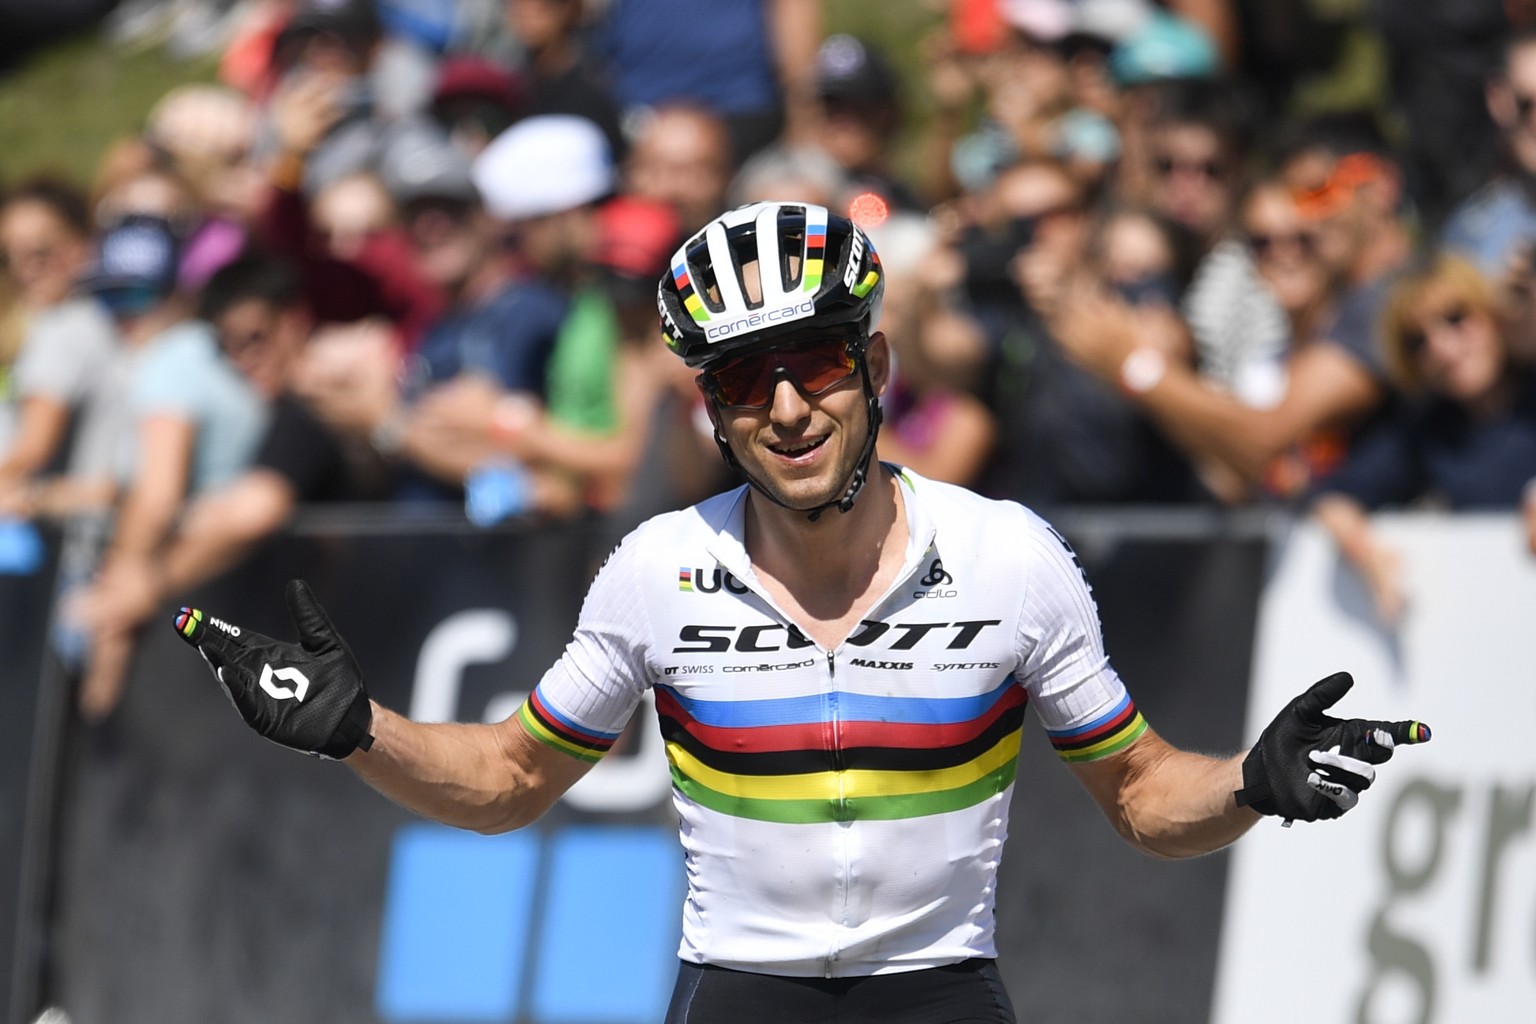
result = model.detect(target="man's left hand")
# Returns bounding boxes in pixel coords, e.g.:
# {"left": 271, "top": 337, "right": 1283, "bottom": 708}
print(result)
{"left": 1236, "top": 672, "right": 1431, "bottom": 823}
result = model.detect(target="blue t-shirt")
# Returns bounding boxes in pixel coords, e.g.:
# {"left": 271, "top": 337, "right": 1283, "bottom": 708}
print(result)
{"left": 1317, "top": 369, "right": 1536, "bottom": 510}
{"left": 596, "top": 0, "right": 778, "bottom": 115}
{"left": 1441, "top": 177, "right": 1536, "bottom": 278}
{"left": 395, "top": 278, "right": 568, "bottom": 504}
{"left": 123, "top": 320, "right": 267, "bottom": 493}
{"left": 411, "top": 279, "right": 568, "bottom": 396}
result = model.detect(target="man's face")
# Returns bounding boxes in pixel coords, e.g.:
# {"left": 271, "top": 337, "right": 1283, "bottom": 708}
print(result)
{"left": 215, "top": 297, "right": 310, "bottom": 399}
{"left": 0, "top": 200, "right": 88, "bottom": 309}
{"left": 1241, "top": 184, "right": 1327, "bottom": 318}
{"left": 1492, "top": 42, "right": 1536, "bottom": 175}
{"left": 706, "top": 330, "right": 888, "bottom": 513}
{"left": 405, "top": 199, "right": 485, "bottom": 290}
{"left": 505, "top": 0, "right": 579, "bottom": 51}
{"left": 1148, "top": 123, "right": 1232, "bottom": 239}
{"left": 818, "top": 99, "right": 888, "bottom": 174}
{"left": 626, "top": 111, "right": 731, "bottom": 234}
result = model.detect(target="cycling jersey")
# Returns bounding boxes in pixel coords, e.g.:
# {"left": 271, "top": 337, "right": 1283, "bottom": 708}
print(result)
{"left": 520, "top": 466, "right": 1148, "bottom": 978}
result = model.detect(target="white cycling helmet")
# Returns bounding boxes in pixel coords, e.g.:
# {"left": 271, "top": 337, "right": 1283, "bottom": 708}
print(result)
{"left": 658, "top": 201, "right": 884, "bottom": 369}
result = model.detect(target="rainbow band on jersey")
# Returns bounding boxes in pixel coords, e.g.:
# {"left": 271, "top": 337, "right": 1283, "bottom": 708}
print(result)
{"left": 517, "top": 688, "right": 619, "bottom": 763}
{"left": 1046, "top": 692, "right": 1148, "bottom": 763}
{"left": 653, "top": 676, "right": 1029, "bottom": 824}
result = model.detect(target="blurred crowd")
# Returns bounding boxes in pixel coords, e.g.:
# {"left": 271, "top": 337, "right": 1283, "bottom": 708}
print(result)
{"left": 3, "top": 0, "right": 1536, "bottom": 716}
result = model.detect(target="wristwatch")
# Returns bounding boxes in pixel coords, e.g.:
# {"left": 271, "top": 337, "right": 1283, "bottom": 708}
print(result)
{"left": 1119, "top": 347, "right": 1168, "bottom": 396}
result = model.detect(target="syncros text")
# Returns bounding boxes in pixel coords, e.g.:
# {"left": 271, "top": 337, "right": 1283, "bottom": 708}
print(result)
{"left": 673, "top": 619, "right": 1003, "bottom": 653}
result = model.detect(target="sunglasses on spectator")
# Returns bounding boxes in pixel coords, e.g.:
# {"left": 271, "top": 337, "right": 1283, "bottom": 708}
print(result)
{"left": 1291, "top": 153, "right": 1388, "bottom": 219}
{"left": 1514, "top": 92, "right": 1536, "bottom": 121}
{"left": 1400, "top": 304, "right": 1471, "bottom": 357}
{"left": 1246, "top": 230, "right": 1318, "bottom": 259}
{"left": 1153, "top": 155, "right": 1224, "bottom": 181}
{"left": 701, "top": 336, "right": 861, "bottom": 410}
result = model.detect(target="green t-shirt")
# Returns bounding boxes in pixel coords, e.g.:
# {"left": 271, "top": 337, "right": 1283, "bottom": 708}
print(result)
{"left": 546, "top": 287, "right": 619, "bottom": 433}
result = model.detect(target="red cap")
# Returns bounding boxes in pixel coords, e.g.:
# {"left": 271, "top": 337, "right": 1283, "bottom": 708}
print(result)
{"left": 432, "top": 57, "right": 525, "bottom": 116}
{"left": 596, "top": 196, "right": 682, "bottom": 280}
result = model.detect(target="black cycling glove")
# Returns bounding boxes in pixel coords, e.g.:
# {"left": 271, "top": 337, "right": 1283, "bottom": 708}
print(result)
{"left": 1236, "top": 671, "right": 1430, "bottom": 823}
{"left": 172, "top": 579, "right": 374, "bottom": 760}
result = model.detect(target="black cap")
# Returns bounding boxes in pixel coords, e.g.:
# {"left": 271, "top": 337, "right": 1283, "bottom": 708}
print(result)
{"left": 377, "top": 121, "right": 479, "bottom": 206}
{"left": 80, "top": 214, "right": 181, "bottom": 318}
{"left": 278, "top": 0, "right": 382, "bottom": 51}
{"left": 815, "top": 34, "right": 898, "bottom": 109}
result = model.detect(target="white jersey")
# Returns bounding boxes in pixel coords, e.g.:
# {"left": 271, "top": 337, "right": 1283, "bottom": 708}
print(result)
{"left": 518, "top": 467, "right": 1147, "bottom": 978}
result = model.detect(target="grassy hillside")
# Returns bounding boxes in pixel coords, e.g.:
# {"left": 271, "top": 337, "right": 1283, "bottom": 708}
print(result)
{"left": 0, "top": 1, "right": 938, "bottom": 186}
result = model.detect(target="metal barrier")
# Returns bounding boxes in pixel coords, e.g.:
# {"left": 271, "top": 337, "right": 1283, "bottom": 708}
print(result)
{"left": 2, "top": 508, "right": 1290, "bottom": 1024}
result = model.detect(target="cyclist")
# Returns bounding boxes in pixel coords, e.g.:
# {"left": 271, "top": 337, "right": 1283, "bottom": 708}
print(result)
{"left": 172, "top": 201, "right": 1430, "bottom": 1024}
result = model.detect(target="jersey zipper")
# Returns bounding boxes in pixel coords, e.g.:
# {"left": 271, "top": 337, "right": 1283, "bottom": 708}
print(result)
{"left": 825, "top": 647, "right": 845, "bottom": 979}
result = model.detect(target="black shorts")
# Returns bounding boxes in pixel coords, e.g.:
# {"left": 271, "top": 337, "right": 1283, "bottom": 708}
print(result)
{"left": 663, "top": 958, "right": 1017, "bottom": 1024}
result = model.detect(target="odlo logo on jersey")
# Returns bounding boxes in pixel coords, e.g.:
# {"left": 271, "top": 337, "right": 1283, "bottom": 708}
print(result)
{"left": 677, "top": 567, "right": 750, "bottom": 594}
{"left": 259, "top": 663, "right": 310, "bottom": 702}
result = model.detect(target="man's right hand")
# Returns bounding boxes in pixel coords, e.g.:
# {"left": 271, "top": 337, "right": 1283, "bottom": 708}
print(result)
{"left": 172, "top": 580, "right": 373, "bottom": 760}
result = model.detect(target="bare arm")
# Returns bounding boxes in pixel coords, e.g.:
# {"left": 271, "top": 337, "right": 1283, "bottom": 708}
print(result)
{"left": 1052, "top": 293, "right": 1384, "bottom": 481}
{"left": 1070, "top": 728, "right": 1258, "bottom": 859}
{"left": 348, "top": 704, "right": 594, "bottom": 834}
{"left": 767, "top": 0, "right": 822, "bottom": 143}
{"left": 0, "top": 394, "right": 71, "bottom": 479}
{"left": 1136, "top": 346, "right": 1383, "bottom": 480}
{"left": 111, "top": 414, "right": 195, "bottom": 558}
{"left": 1313, "top": 493, "right": 1404, "bottom": 624}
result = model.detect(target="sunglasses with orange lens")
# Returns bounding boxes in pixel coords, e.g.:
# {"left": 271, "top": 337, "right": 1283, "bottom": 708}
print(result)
{"left": 702, "top": 336, "right": 860, "bottom": 410}
{"left": 1292, "top": 153, "right": 1388, "bottom": 220}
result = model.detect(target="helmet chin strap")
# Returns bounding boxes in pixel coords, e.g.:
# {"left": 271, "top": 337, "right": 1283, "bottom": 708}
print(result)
{"left": 710, "top": 357, "right": 885, "bottom": 522}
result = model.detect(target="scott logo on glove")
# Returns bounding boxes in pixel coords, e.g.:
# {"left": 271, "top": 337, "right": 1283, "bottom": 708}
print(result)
{"left": 171, "top": 581, "right": 374, "bottom": 760}
{"left": 259, "top": 664, "right": 310, "bottom": 702}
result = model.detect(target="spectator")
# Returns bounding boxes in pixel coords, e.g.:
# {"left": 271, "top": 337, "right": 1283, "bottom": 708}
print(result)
{"left": 811, "top": 34, "right": 925, "bottom": 212}
{"left": 625, "top": 103, "right": 734, "bottom": 235}
{"left": 1130, "top": 77, "right": 1250, "bottom": 256}
{"left": 870, "top": 213, "right": 997, "bottom": 486}
{"left": 1055, "top": 127, "right": 1408, "bottom": 502}
{"left": 958, "top": 158, "right": 1204, "bottom": 506}
{"left": 428, "top": 55, "right": 526, "bottom": 158}
{"left": 72, "top": 214, "right": 267, "bottom": 718}
{"left": 1373, "top": 0, "right": 1510, "bottom": 229}
{"left": 1186, "top": 178, "right": 1325, "bottom": 424}
{"left": 502, "top": 0, "right": 624, "bottom": 159}
{"left": 142, "top": 84, "right": 265, "bottom": 292}
{"left": 595, "top": 0, "right": 821, "bottom": 164}
{"left": 255, "top": 69, "right": 446, "bottom": 344}
{"left": 262, "top": 0, "right": 392, "bottom": 198}
{"left": 410, "top": 114, "right": 626, "bottom": 518}
{"left": 70, "top": 254, "right": 392, "bottom": 674}
{"left": 1442, "top": 28, "right": 1536, "bottom": 287}
{"left": 1314, "top": 255, "right": 1536, "bottom": 623}
{"left": 1279, "top": 118, "right": 1412, "bottom": 291}
{"left": 0, "top": 179, "right": 119, "bottom": 500}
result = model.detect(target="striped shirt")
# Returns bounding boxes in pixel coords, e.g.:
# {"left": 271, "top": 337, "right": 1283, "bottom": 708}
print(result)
{"left": 522, "top": 467, "right": 1147, "bottom": 977}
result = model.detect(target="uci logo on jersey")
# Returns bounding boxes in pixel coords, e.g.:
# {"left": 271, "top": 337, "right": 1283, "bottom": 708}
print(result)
{"left": 678, "top": 567, "right": 750, "bottom": 594}
{"left": 259, "top": 663, "right": 311, "bottom": 702}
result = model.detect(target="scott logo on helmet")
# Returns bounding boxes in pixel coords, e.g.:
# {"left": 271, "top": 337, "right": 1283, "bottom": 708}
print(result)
{"left": 259, "top": 663, "right": 311, "bottom": 702}
{"left": 843, "top": 230, "right": 866, "bottom": 289}
{"left": 704, "top": 298, "right": 816, "bottom": 341}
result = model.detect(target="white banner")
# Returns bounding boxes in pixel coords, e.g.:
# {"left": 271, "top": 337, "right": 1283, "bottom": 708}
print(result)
{"left": 1213, "top": 515, "right": 1536, "bottom": 1024}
